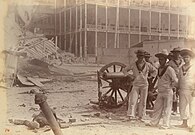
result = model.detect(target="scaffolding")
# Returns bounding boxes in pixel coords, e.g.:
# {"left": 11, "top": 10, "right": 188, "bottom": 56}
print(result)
{"left": 54, "top": 0, "right": 195, "bottom": 58}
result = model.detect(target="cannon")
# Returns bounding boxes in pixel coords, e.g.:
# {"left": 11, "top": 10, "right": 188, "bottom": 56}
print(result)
{"left": 96, "top": 62, "right": 134, "bottom": 109}
{"left": 96, "top": 62, "right": 157, "bottom": 109}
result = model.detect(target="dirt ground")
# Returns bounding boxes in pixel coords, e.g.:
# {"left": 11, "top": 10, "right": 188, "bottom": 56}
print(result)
{"left": 1, "top": 64, "right": 195, "bottom": 135}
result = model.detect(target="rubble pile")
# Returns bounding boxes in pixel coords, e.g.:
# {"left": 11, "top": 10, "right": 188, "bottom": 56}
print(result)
{"left": 2, "top": 0, "right": 95, "bottom": 89}
{"left": 17, "top": 58, "right": 51, "bottom": 78}
{"left": 57, "top": 50, "right": 86, "bottom": 64}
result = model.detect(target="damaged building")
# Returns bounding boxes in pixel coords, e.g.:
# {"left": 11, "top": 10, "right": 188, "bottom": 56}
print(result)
{"left": 29, "top": 0, "right": 195, "bottom": 60}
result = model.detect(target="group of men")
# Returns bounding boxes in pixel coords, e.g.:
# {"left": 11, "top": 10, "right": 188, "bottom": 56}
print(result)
{"left": 122, "top": 47, "right": 195, "bottom": 132}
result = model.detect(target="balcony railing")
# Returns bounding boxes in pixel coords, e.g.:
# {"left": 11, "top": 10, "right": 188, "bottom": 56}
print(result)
{"left": 107, "top": 25, "right": 116, "bottom": 31}
{"left": 97, "top": 25, "right": 106, "bottom": 30}
{"left": 130, "top": 26, "right": 139, "bottom": 32}
{"left": 151, "top": 27, "right": 159, "bottom": 33}
{"left": 118, "top": 26, "right": 129, "bottom": 31}
{"left": 87, "top": 24, "right": 96, "bottom": 28}
{"left": 161, "top": 29, "right": 169, "bottom": 33}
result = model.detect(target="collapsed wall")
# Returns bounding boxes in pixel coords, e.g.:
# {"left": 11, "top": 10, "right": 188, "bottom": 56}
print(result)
{"left": 2, "top": 1, "right": 52, "bottom": 87}
{"left": 2, "top": 2, "right": 85, "bottom": 87}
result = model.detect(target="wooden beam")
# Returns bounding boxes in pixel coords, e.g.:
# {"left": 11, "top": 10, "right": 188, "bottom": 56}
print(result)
{"left": 43, "top": 41, "right": 46, "bottom": 59}
{"left": 159, "top": 11, "right": 161, "bottom": 40}
{"left": 54, "top": 0, "right": 57, "bottom": 36}
{"left": 23, "top": 39, "right": 47, "bottom": 50}
{"left": 168, "top": 0, "right": 171, "bottom": 40}
{"left": 80, "top": 5, "right": 83, "bottom": 57}
{"left": 95, "top": 4, "right": 97, "bottom": 57}
{"left": 177, "top": 14, "right": 179, "bottom": 39}
{"left": 114, "top": 0, "right": 119, "bottom": 48}
{"left": 149, "top": 0, "right": 152, "bottom": 40}
{"left": 185, "top": 15, "right": 188, "bottom": 38}
{"left": 59, "top": 12, "right": 62, "bottom": 49}
{"left": 70, "top": 34, "right": 75, "bottom": 54}
{"left": 168, "top": 10, "right": 171, "bottom": 39}
{"left": 64, "top": 10, "right": 66, "bottom": 51}
{"left": 139, "top": 9, "right": 141, "bottom": 42}
{"left": 84, "top": 3, "right": 87, "bottom": 58}
{"left": 19, "top": 35, "right": 45, "bottom": 40}
{"left": 128, "top": 0, "right": 131, "bottom": 48}
{"left": 75, "top": 6, "right": 78, "bottom": 56}
{"left": 69, "top": 8, "right": 72, "bottom": 52}
{"left": 106, "top": 5, "right": 108, "bottom": 48}
{"left": 117, "top": 2, "right": 119, "bottom": 49}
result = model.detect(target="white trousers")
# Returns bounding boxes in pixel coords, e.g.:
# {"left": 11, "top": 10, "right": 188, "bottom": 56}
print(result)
{"left": 127, "top": 85, "right": 148, "bottom": 118}
{"left": 150, "top": 91, "right": 173, "bottom": 127}
{"left": 179, "top": 91, "right": 195, "bottom": 127}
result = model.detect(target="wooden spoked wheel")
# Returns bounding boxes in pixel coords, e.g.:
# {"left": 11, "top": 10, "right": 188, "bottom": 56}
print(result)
{"left": 98, "top": 62, "right": 132, "bottom": 108}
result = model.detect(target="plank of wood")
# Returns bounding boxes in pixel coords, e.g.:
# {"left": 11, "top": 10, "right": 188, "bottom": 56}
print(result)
{"left": 48, "top": 90, "right": 85, "bottom": 94}
{"left": 36, "top": 78, "right": 52, "bottom": 83}
{"left": 44, "top": 41, "right": 57, "bottom": 52}
{"left": 60, "top": 122, "right": 105, "bottom": 128}
{"left": 17, "top": 75, "right": 34, "bottom": 86}
{"left": 18, "top": 89, "right": 85, "bottom": 95}
{"left": 27, "top": 77, "right": 44, "bottom": 87}
{"left": 60, "top": 121, "right": 120, "bottom": 128}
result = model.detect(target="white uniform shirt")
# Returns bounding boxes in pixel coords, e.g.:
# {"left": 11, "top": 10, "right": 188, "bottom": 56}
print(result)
{"left": 123, "top": 61, "right": 157, "bottom": 87}
{"left": 178, "top": 64, "right": 195, "bottom": 93}
{"left": 168, "top": 59, "right": 183, "bottom": 77}
{"left": 157, "top": 66, "right": 178, "bottom": 93}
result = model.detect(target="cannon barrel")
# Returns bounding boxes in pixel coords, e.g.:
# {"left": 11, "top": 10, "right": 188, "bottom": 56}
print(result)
{"left": 96, "top": 62, "right": 134, "bottom": 109}
{"left": 35, "top": 94, "right": 63, "bottom": 135}
{"left": 103, "top": 72, "right": 126, "bottom": 79}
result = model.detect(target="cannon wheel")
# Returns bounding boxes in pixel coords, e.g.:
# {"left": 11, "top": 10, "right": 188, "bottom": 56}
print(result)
{"left": 98, "top": 62, "right": 131, "bottom": 109}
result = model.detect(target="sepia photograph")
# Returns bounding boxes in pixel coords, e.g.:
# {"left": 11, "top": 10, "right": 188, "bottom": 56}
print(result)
{"left": 0, "top": 0, "right": 195, "bottom": 135}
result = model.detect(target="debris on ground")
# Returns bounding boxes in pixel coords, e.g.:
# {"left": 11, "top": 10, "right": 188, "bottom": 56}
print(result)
{"left": 16, "top": 74, "right": 34, "bottom": 86}
{"left": 69, "top": 118, "right": 76, "bottom": 123}
{"left": 18, "top": 88, "right": 41, "bottom": 94}
{"left": 81, "top": 112, "right": 102, "bottom": 118}
{"left": 80, "top": 118, "right": 90, "bottom": 122}
{"left": 57, "top": 50, "right": 87, "bottom": 64}
{"left": 17, "top": 58, "right": 95, "bottom": 80}
{"left": 93, "top": 112, "right": 101, "bottom": 117}
{"left": 19, "top": 89, "right": 85, "bottom": 95}
{"left": 27, "top": 77, "right": 44, "bottom": 87}
{"left": 48, "top": 65, "right": 73, "bottom": 76}
{"left": 29, "top": 107, "right": 39, "bottom": 112}
{"left": 9, "top": 109, "right": 62, "bottom": 130}
{"left": 81, "top": 114, "right": 93, "bottom": 117}
{"left": 60, "top": 121, "right": 116, "bottom": 129}
{"left": 18, "top": 104, "right": 26, "bottom": 107}
{"left": 14, "top": 57, "right": 97, "bottom": 87}
{"left": 9, "top": 119, "right": 40, "bottom": 130}
{"left": 105, "top": 113, "right": 112, "bottom": 120}
{"left": 15, "top": 74, "right": 44, "bottom": 87}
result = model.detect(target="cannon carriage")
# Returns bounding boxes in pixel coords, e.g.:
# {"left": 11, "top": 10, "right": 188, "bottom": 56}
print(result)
{"left": 97, "top": 62, "right": 133, "bottom": 109}
{"left": 96, "top": 62, "right": 157, "bottom": 109}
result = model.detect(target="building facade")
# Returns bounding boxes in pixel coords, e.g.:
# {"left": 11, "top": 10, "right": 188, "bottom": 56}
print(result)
{"left": 30, "top": 0, "right": 195, "bottom": 58}
{"left": 28, "top": 0, "right": 65, "bottom": 41}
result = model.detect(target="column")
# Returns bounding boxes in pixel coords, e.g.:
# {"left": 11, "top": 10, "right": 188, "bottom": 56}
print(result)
{"left": 84, "top": 3, "right": 87, "bottom": 57}
{"left": 159, "top": 11, "right": 161, "bottom": 40}
{"left": 95, "top": 4, "right": 98, "bottom": 57}
{"left": 80, "top": 5, "right": 83, "bottom": 57}
{"left": 75, "top": 6, "right": 78, "bottom": 56}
